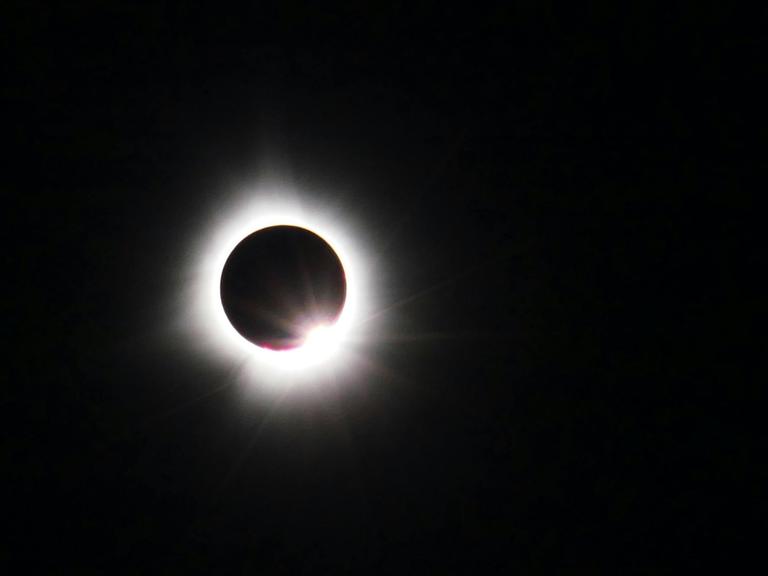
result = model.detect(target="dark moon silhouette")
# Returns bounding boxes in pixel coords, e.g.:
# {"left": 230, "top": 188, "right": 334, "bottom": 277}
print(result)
{"left": 220, "top": 225, "right": 347, "bottom": 350}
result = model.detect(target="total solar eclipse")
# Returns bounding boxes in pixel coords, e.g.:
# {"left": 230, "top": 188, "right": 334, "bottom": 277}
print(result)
{"left": 220, "top": 225, "right": 347, "bottom": 351}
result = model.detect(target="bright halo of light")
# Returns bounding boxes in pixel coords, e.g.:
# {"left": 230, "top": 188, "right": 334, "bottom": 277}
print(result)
{"left": 179, "top": 184, "right": 375, "bottom": 394}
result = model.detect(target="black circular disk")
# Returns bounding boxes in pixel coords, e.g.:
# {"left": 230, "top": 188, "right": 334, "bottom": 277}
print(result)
{"left": 220, "top": 226, "right": 347, "bottom": 350}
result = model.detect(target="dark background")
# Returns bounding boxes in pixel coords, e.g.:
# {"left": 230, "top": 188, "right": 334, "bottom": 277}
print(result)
{"left": 4, "top": 3, "right": 760, "bottom": 573}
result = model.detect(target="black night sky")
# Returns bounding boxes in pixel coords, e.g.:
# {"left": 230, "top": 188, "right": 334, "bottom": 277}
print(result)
{"left": 5, "top": 3, "right": 759, "bottom": 573}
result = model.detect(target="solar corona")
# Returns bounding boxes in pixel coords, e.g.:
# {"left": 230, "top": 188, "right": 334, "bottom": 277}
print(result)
{"left": 181, "top": 188, "right": 374, "bottom": 393}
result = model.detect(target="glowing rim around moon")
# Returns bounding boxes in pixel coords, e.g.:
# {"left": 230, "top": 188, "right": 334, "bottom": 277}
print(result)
{"left": 191, "top": 191, "right": 371, "bottom": 376}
